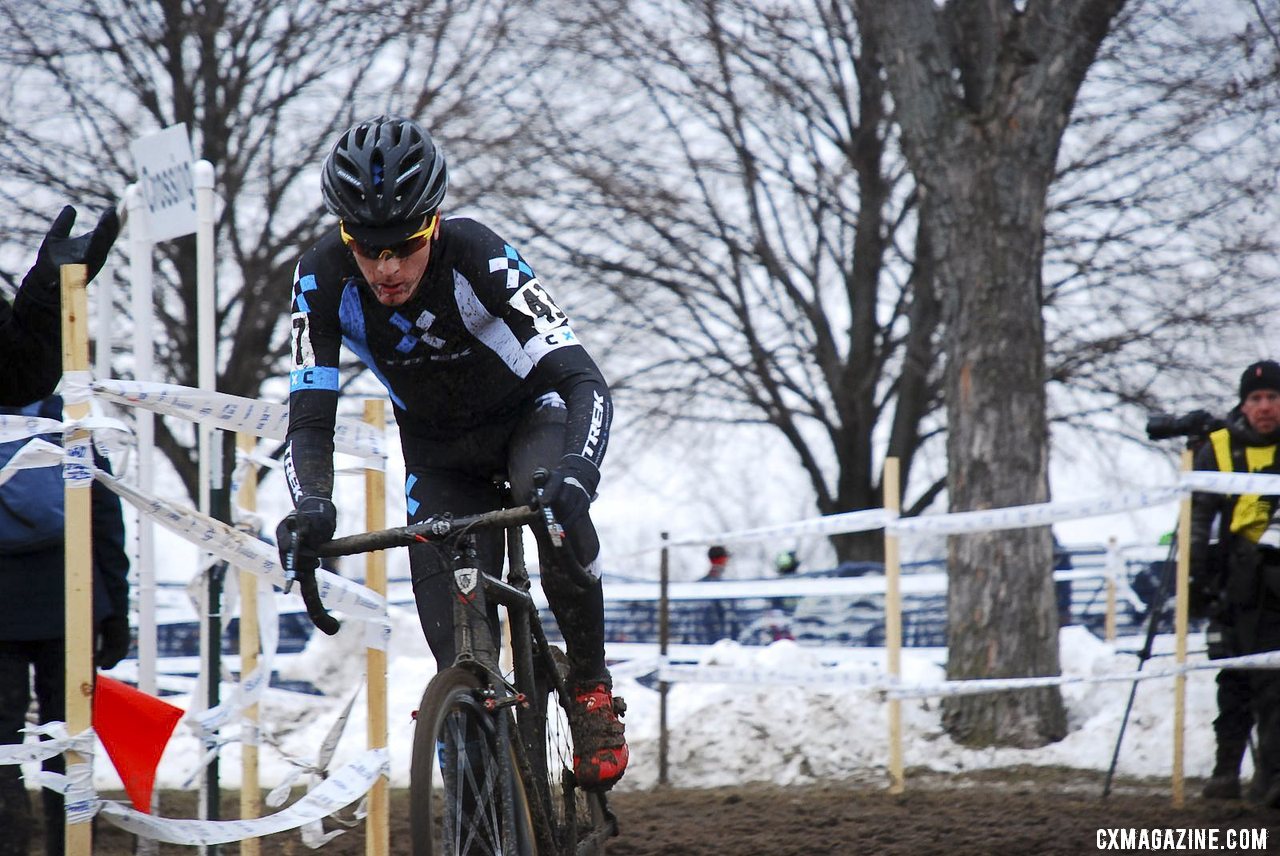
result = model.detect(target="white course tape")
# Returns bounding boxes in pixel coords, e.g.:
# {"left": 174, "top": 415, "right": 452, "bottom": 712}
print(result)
{"left": 0, "top": 438, "right": 63, "bottom": 487}
{"left": 190, "top": 574, "right": 281, "bottom": 740}
{"left": 603, "top": 567, "right": 1106, "bottom": 603}
{"left": 63, "top": 433, "right": 93, "bottom": 488}
{"left": 0, "top": 724, "right": 93, "bottom": 766}
{"left": 60, "top": 370, "right": 94, "bottom": 406}
{"left": 885, "top": 650, "right": 1280, "bottom": 700}
{"left": 98, "top": 748, "right": 389, "bottom": 845}
{"left": 94, "top": 471, "right": 391, "bottom": 643}
{"left": 658, "top": 650, "right": 1280, "bottom": 699}
{"left": 888, "top": 488, "right": 1182, "bottom": 536}
{"left": 65, "top": 761, "right": 97, "bottom": 824}
{"left": 659, "top": 662, "right": 885, "bottom": 689}
{"left": 89, "top": 378, "right": 385, "bottom": 459}
{"left": 644, "top": 488, "right": 1180, "bottom": 555}
{"left": 1181, "top": 470, "right": 1280, "bottom": 497}
{"left": 0, "top": 414, "right": 63, "bottom": 442}
{"left": 663, "top": 508, "right": 891, "bottom": 550}
{"left": 606, "top": 657, "right": 662, "bottom": 682}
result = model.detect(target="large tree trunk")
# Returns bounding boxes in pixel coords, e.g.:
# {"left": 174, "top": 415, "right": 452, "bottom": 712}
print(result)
{"left": 856, "top": 0, "right": 1125, "bottom": 747}
{"left": 931, "top": 148, "right": 1065, "bottom": 746}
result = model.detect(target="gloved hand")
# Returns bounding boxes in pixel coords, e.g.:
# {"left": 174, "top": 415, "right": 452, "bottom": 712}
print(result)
{"left": 1188, "top": 579, "right": 1216, "bottom": 621}
{"left": 537, "top": 455, "right": 600, "bottom": 527}
{"left": 22, "top": 205, "right": 121, "bottom": 292}
{"left": 95, "top": 613, "right": 132, "bottom": 670}
{"left": 275, "top": 496, "right": 338, "bottom": 578}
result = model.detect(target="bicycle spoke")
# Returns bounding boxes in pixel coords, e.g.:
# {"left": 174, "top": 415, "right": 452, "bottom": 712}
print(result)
{"left": 414, "top": 668, "right": 535, "bottom": 856}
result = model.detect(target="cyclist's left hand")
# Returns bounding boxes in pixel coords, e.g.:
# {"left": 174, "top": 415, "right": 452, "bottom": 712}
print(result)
{"left": 539, "top": 455, "right": 599, "bottom": 526}
{"left": 275, "top": 496, "right": 337, "bottom": 576}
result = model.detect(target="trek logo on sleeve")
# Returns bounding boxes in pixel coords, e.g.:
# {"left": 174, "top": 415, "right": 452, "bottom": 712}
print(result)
{"left": 582, "top": 391, "right": 606, "bottom": 458}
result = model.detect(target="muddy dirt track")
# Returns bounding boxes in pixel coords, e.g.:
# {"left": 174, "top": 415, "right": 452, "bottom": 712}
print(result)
{"left": 35, "top": 768, "right": 1280, "bottom": 854}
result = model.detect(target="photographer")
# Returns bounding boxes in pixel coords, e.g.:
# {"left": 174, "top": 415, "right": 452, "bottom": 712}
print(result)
{"left": 1188, "top": 360, "right": 1280, "bottom": 804}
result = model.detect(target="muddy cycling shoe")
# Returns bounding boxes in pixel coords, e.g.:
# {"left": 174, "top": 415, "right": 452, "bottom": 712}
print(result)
{"left": 569, "top": 682, "right": 629, "bottom": 790}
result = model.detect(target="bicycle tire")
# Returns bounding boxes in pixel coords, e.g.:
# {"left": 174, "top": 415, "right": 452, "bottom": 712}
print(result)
{"left": 410, "top": 667, "right": 536, "bottom": 856}
{"left": 520, "top": 646, "right": 613, "bottom": 856}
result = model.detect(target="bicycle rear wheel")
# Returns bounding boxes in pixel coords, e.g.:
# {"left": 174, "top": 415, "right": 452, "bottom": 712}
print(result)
{"left": 411, "top": 667, "right": 536, "bottom": 856}
{"left": 520, "top": 647, "right": 614, "bottom": 856}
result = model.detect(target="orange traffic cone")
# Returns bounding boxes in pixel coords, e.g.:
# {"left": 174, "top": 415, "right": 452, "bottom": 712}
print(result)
{"left": 93, "top": 675, "right": 183, "bottom": 812}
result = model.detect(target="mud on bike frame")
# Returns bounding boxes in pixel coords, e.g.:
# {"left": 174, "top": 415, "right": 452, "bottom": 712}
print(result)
{"left": 291, "top": 472, "right": 617, "bottom": 855}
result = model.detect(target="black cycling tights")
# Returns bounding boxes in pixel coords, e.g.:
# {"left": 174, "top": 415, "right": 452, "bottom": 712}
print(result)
{"left": 403, "top": 398, "right": 607, "bottom": 683}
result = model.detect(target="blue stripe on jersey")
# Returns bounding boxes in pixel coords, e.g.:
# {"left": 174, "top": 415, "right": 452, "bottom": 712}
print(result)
{"left": 405, "top": 473, "right": 419, "bottom": 516}
{"left": 295, "top": 274, "right": 318, "bottom": 313}
{"left": 338, "top": 282, "right": 407, "bottom": 410}
{"left": 390, "top": 313, "right": 412, "bottom": 332}
{"left": 289, "top": 366, "right": 338, "bottom": 392}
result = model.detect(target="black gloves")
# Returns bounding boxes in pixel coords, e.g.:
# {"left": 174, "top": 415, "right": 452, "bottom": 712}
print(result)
{"left": 538, "top": 454, "right": 599, "bottom": 527}
{"left": 95, "top": 613, "right": 131, "bottom": 670}
{"left": 23, "top": 205, "right": 121, "bottom": 293}
{"left": 275, "top": 496, "right": 338, "bottom": 578}
{"left": 1188, "top": 579, "right": 1217, "bottom": 621}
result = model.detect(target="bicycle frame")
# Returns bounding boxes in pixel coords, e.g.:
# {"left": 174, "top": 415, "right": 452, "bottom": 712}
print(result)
{"left": 321, "top": 500, "right": 615, "bottom": 853}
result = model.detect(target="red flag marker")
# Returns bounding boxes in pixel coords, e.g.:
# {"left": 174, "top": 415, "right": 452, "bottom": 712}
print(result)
{"left": 93, "top": 675, "right": 183, "bottom": 812}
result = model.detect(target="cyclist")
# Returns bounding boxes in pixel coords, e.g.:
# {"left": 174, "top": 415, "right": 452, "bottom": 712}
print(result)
{"left": 275, "top": 115, "right": 627, "bottom": 789}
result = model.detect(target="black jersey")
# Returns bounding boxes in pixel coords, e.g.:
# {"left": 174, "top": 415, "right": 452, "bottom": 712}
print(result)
{"left": 284, "top": 217, "right": 612, "bottom": 501}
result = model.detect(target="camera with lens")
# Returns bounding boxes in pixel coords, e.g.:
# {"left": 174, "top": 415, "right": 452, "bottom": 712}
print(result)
{"left": 1145, "top": 408, "right": 1224, "bottom": 442}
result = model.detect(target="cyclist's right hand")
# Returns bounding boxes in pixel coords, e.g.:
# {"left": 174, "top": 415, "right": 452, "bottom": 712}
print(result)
{"left": 275, "top": 496, "right": 338, "bottom": 576}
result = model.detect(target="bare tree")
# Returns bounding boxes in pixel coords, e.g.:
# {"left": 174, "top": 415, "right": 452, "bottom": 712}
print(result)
{"left": 1043, "top": 0, "right": 1280, "bottom": 430}
{"left": 851, "top": 0, "right": 1130, "bottom": 747}
{"left": 0, "top": 0, "right": 547, "bottom": 500}
{"left": 491, "top": 0, "right": 945, "bottom": 562}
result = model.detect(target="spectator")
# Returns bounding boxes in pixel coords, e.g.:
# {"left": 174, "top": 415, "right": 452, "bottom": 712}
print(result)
{"left": 775, "top": 549, "right": 801, "bottom": 576}
{"left": 701, "top": 545, "right": 730, "bottom": 581}
{"left": 1189, "top": 360, "right": 1280, "bottom": 804}
{"left": 697, "top": 546, "right": 732, "bottom": 641}
{"left": 770, "top": 549, "right": 801, "bottom": 614}
{"left": 0, "top": 395, "right": 130, "bottom": 856}
{"left": 1053, "top": 537, "right": 1074, "bottom": 627}
{"left": 0, "top": 206, "right": 119, "bottom": 407}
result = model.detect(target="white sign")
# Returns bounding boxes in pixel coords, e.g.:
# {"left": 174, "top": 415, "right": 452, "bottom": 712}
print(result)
{"left": 130, "top": 124, "right": 198, "bottom": 242}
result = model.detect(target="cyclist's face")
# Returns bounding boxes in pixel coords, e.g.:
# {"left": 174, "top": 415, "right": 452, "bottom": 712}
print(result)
{"left": 352, "top": 234, "right": 435, "bottom": 307}
{"left": 1242, "top": 388, "right": 1280, "bottom": 435}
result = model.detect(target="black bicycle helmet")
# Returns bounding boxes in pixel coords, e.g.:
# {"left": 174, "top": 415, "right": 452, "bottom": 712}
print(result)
{"left": 321, "top": 116, "right": 448, "bottom": 235}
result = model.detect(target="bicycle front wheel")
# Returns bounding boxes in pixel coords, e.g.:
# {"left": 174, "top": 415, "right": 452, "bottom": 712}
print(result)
{"left": 410, "top": 667, "right": 536, "bottom": 856}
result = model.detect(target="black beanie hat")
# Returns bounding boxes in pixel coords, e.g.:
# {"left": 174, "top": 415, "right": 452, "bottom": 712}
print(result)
{"left": 1239, "top": 360, "right": 1280, "bottom": 401}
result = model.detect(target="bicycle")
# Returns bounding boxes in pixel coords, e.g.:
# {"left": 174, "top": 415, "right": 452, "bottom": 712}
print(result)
{"left": 295, "top": 472, "right": 619, "bottom": 855}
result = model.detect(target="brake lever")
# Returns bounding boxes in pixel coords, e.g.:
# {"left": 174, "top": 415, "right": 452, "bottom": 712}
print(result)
{"left": 532, "top": 467, "right": 565, "bottom": 548}
{"left": 283, "top": 535, "right": 299, "bottom": 594}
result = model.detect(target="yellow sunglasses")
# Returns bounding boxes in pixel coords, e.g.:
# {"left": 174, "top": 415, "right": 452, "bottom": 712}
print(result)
{"left": 340, "top": 214, "right": 438, "bottom": 260}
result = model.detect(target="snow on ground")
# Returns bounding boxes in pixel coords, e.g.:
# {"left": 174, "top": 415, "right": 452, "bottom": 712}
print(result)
{"left": 69, "top": 622, "right": 1227, "bottom": 800}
